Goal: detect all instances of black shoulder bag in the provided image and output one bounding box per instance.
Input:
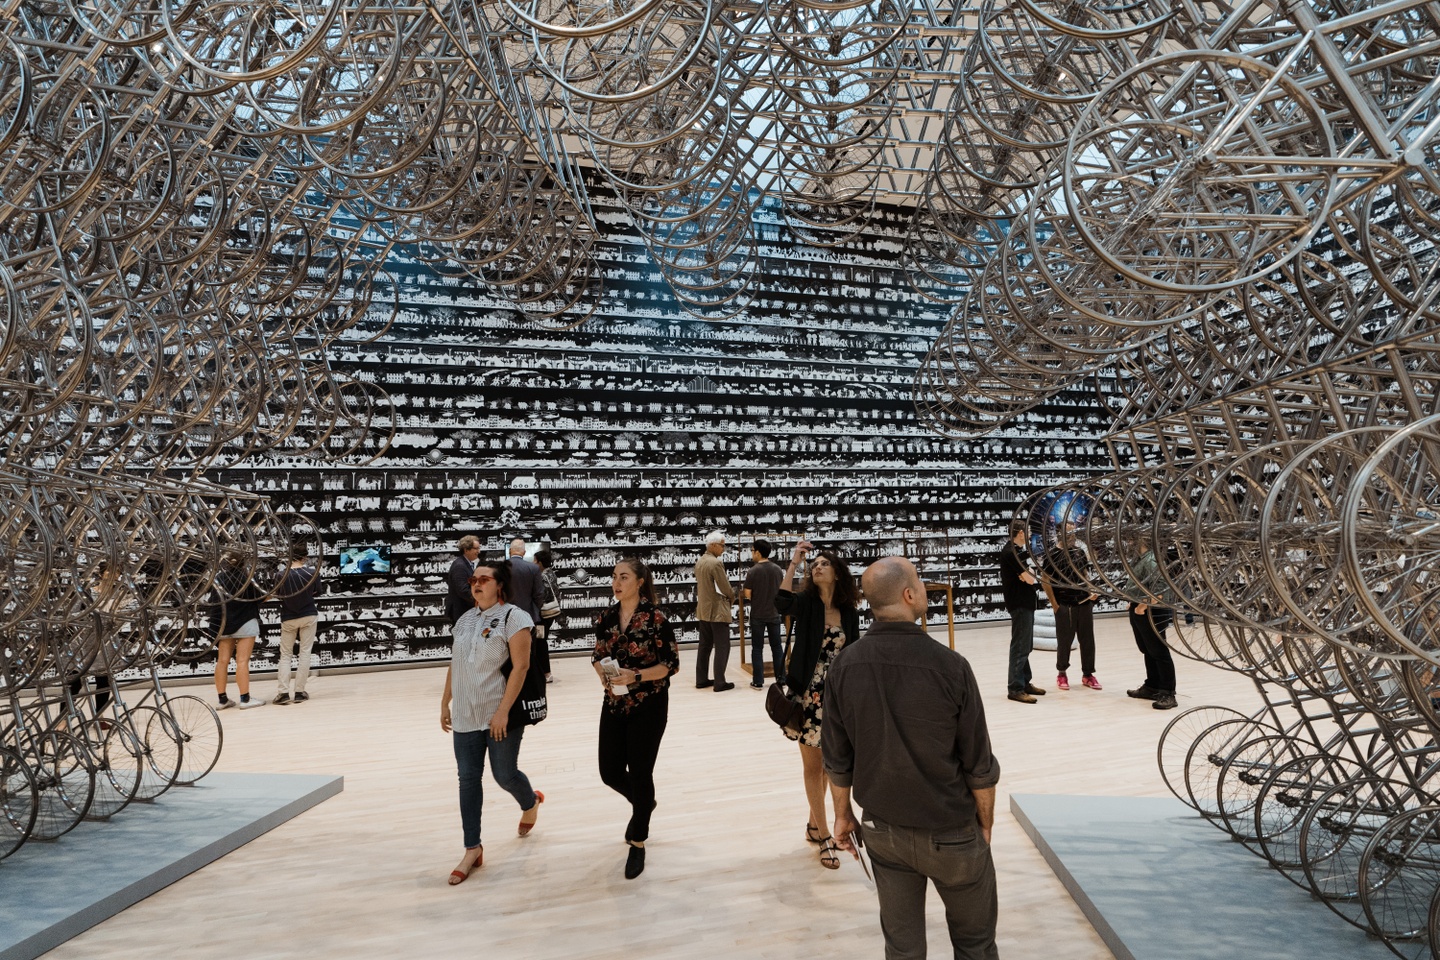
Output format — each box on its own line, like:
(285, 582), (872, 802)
(498, 609), (549, 728)
(764, 625), (804, 735)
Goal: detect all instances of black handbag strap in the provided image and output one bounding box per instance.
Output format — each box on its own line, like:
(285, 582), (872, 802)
(776, 617), (795, 692)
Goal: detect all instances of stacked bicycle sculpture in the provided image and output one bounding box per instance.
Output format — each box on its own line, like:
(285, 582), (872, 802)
(907, 2), (1440, 958)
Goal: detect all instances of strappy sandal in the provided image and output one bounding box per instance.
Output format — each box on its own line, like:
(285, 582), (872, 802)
(518, 790), (545, 837)
(806, 821), (824, 844)
(448, 847), (482, 885)
(819, 837), (841, 870)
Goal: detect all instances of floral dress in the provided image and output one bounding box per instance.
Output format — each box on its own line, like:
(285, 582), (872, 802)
(785, 625), (847, 747)
(592, 601), (681, 715)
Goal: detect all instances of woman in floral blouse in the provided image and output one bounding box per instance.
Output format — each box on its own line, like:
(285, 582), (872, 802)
(592, 557), (680, 880)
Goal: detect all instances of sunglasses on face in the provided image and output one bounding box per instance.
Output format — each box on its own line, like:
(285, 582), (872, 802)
(469, 574), (495, 586)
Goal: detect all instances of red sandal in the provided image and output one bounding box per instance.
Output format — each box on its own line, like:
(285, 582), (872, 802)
(448, 847), (482, 885)
(518, 790), (545, 838)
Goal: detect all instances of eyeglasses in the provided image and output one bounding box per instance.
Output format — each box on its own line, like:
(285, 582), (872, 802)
(469, 574), (495, 586)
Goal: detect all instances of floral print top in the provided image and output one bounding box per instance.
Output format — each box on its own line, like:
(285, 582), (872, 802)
(592, 600), (680, 715)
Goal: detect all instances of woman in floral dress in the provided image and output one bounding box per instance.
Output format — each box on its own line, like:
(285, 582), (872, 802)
(592, 557), (680, 880)
(777, 542), (861, 869)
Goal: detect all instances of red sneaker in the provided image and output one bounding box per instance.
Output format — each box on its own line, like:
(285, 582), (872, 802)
(1056, 672), (1070, 691)
(1082, 674), (1103, 690)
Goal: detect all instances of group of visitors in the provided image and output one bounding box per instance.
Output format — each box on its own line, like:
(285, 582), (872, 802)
(1000, 521), (1181, 710)
(209, 543), (322, 710)
(438, 530), (1003, 959)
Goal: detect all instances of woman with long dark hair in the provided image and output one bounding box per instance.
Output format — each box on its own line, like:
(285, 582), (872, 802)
(777, 541), (861, 869)
(440, 559), (544, 885)
(592, 557), (680, 879)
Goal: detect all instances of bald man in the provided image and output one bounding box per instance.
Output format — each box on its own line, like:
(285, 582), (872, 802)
(507, 538), (546, 625)
(823, 557), (1000, 960)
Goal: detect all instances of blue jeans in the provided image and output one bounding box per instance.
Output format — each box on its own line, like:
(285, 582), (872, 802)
(1006, 608), (1034, 692)
(863, 815), (999, 960)
(750, 615), (783, 684)
(453, 728), (535, 849)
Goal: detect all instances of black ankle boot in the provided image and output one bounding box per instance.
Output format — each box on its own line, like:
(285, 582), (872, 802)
(624, 843), (646, 879)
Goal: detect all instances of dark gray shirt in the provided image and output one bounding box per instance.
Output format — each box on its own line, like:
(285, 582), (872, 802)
(822, 620), (1000, 831)
(744, 561), (784, 620)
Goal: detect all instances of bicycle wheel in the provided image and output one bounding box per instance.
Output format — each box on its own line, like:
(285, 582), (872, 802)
(1300, 777), (1414, 929)
(164, 694), (222, 785)
(1157, 705), (1250, 805)
(1359, 805), (1440, 948)
(83, 715), (143, 820)
(1182, 716), (1275, 818)
(132, 705), (183, 801)
(1254, 753), (1361, 880)
(0, 746), (38, 860)
(1216, 733), (1306, 844)
(28, 730), (96, 840)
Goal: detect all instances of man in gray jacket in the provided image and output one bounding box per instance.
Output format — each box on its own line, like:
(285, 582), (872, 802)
(824, 556), (1000, 960)
(507, 538), (547, 626)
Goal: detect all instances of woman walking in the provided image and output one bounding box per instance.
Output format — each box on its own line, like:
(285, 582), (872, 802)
(592, 557), (680, 880)
(440, 560), (544, 885)
(776, 541), (861, 869)
(210, 552), (267, 710)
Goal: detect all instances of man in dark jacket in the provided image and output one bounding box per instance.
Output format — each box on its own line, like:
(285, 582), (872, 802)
(274, 542), (321, 704)
(824, 556), (1000, 960)
(999, 519), (1046, 704)
(445, 536), (480, 626)
(508, 538), (547, 625)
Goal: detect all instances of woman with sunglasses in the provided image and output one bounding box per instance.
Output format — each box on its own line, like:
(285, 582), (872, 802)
(440, 559), (544, 885)
(592, 557), (680, 880)
(777, 541), (861, 870)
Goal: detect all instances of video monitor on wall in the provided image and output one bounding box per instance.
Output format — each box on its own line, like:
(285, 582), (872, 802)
(338, 546), (392, 575)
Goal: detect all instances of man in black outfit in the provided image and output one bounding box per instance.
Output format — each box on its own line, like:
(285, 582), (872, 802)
(1123, 540), (1180, 710)
(999, 519), (1047, 704)
(445, 536), (480, 626)
(507, 538), (547, 625)
(825, 557), (1001, 960)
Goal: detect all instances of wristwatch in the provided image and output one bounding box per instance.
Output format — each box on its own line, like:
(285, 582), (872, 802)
(632, 669), (643, 685)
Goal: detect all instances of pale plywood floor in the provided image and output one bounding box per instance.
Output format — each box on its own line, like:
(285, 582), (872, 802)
(40, 618), (1258, 960)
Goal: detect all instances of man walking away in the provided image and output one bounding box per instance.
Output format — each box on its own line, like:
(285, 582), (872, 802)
(508, 538), (547, 625)
(694, 530), (735, 691)
(445, 536), (480, 626)
(825, 557), (1000, 960)
(743, 538), (785, 690)
(999, 520), (1046, 704)
(274, 543), (321, 704)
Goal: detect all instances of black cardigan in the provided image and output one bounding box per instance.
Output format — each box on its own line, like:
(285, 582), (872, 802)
(776, 588), (862, 693)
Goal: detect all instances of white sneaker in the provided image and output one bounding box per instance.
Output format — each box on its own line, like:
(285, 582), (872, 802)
(238, 698), (266, 709)
(217, 699), (236, 710)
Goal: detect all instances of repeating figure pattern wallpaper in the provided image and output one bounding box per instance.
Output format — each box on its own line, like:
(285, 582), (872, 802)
(201, 195), (1113, 676)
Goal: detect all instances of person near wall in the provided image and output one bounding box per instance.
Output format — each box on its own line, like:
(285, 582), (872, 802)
(693, 530), (736, 691)
(1123, 540), (1180, 711)
(742, 538), (785, 690)
(507, 538), (547, 626)
(1041, 522), (1101, 691)
(776, 540), (861, 869)
(445, 535), (480, 626)
(69, 561), (124, 717)
(273, 542), (321, 705)
(998, 519), (1046, 704)
(535, 549), (561, 684)
(825, 556), (1001, 960)
(440, 559), (544, 885)
(592, 557), (681, 879)
(210, 551), (267, 709)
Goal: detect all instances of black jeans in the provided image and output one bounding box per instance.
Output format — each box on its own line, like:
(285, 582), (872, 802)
(598, 687), (668, 842)
(1129, 604), (1176, 692)
(695, 620), (730, 685)
(750, 615), (783, 684)
(538, 617), (556, 674)
(69, 674), (112, 713)
(863, 815), (999, 960)
(1054, 602), (1096, 676)
(1006, 608), (1034, 692)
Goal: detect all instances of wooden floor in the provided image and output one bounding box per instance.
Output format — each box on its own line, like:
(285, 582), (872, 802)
(40, 618), (1258, 960)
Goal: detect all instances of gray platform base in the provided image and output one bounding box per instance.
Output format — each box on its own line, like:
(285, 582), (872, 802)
(1011, 793), (1395, 960)
(0, 772), (343, 960)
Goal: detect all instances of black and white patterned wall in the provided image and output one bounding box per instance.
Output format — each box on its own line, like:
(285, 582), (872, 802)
(197, 195), (1113, 676)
